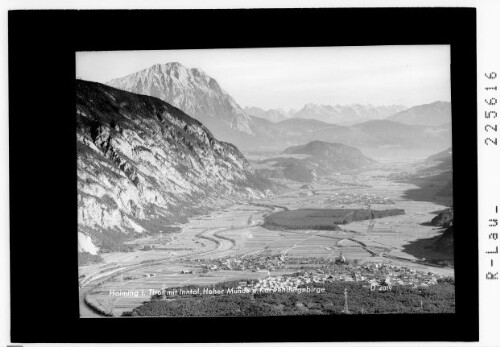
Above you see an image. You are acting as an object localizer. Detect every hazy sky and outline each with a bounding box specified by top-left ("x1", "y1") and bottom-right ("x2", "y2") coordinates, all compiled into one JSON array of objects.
[{"x1": 76, "y1": 46, "x2": 450, "y2": 110}]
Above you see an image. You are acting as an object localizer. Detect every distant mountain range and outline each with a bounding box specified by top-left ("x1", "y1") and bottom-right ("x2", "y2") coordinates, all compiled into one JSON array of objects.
[
  {"x1": 77, "y1": 80, "x2": 276, "y2": 254},
  {"x1": 106, "y1": 62, "x2": 451, "y2": 156},
  {"x1": 248, "y1": 102, "x2": 451, "y2": 128},
  {"x1": 246, "y1": 104, "x2": 408, "y2": 125},
  {"x1": 291, "y1": 103, "x2": 408, "y2": 125},
  {"x1": 260, "y1": 118, "x2": 451, "y2": 157}
]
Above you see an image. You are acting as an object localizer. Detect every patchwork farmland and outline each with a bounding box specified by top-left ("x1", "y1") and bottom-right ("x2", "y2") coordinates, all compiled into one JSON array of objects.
[{"x1": 79, "y1": 159, "x2": 454, "y2": 317}]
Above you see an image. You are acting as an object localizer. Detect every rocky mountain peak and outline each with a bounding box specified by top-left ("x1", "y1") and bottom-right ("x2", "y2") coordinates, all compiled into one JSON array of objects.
[
  {"x1": 106, "y1": 62, "x2": 254, "y2": 144},
  {"x1": 77, "y1": 80, "x2": 274, "y2": 253}
]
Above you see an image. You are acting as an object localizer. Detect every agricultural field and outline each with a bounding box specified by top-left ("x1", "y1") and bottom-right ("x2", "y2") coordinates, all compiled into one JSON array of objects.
[{"x1": 79, "y1": 158, "x2": 454, "y2": 317}]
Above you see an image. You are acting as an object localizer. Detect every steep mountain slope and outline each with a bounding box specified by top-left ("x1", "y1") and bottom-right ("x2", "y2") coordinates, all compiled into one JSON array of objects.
[
  {"x1": 400, "y1": 146, "x2": 454, "y2": 206},
  {"x1": 434, "y1": 226, "x2": 454, "y2": 254},
  {"x1": 429, "y1": 208, "x2": 454, "y2": 228},
  {"x1": 77, "y1": 80, "x2": 274, "y2": 253},
  {"x1": 292, "y1": 103, "x2": 407, "y2": 124},
  {"x1": 386, "y1": 101, "x2": 451, "y2": 126},
  {"x1": 429, "y1": 209, "x2": 454, "y2": 254},
  {"x1": 256, "y1": 141, "x2": 375, "y2": 182},
  {"x1": 106, "y1": 62, "x2": 254, "y2": 144}
]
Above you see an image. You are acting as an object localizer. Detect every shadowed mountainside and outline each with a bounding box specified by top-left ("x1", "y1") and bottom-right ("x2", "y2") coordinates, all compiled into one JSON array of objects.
[
  {"x1": 429, "y1": 209, "x2": 454, "y2": 255},
  {"x1": 402, "y1": 208, "x2": 454, "y2": 263},
  {"x1": 77, "y1": 80, "x2": 277, "y2": 253},
  {"x1": 429, "y1": 208, "x2": 453, "y2": 228},
  {"x1": 401, "y1": 147, "x2": 453, "y2": 206}
]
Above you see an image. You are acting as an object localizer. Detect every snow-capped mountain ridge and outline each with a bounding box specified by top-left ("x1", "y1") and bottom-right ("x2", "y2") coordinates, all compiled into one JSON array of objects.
[{"x1": 245, "y1": 103, "x2": 407, "y2": 124}]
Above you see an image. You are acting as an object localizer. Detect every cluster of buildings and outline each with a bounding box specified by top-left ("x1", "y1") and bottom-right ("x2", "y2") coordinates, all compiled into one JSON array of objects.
[
  {"x1": 325, "y1": 177, "x2": 370, "y2": 188},
  {"x1": 324, "y1": 192, "x2": 394, "y2": 206},
  {"x1": 307, "y1": 262, "x2": 442, "y2": 288},
  {"x1": 183, "y1": 253, "x2": 286, "y2": 273},
  {"x1": 358, "y1": 263, "x2": 441, "y2": 288},
  {"x1": 247, "y1": 273, "x2": 326, "y2": 292},
  {"x1": 180, "y1": 253, "x2": 445, "y2": 290},
  {"x1": 232, "y1": 263, "x2": 443, "y2": 293}
]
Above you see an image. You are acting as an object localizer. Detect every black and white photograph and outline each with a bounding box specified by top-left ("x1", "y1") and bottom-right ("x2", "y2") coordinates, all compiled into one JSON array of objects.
[
  {"x1": 6, "y1": 5, "x2": 488, "y2": 344},
  {"x1": 76, "y1": 46, "x2": 456, "y2": 318}
]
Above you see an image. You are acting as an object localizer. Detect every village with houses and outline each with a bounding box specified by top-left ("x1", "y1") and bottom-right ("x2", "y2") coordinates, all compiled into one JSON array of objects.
[
  {"x1": 174, "y1": 251, "x2": 446, "y2": 296},
  {"x1": 323, "y1": 192, "x2": 395, "y2": 206}
]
